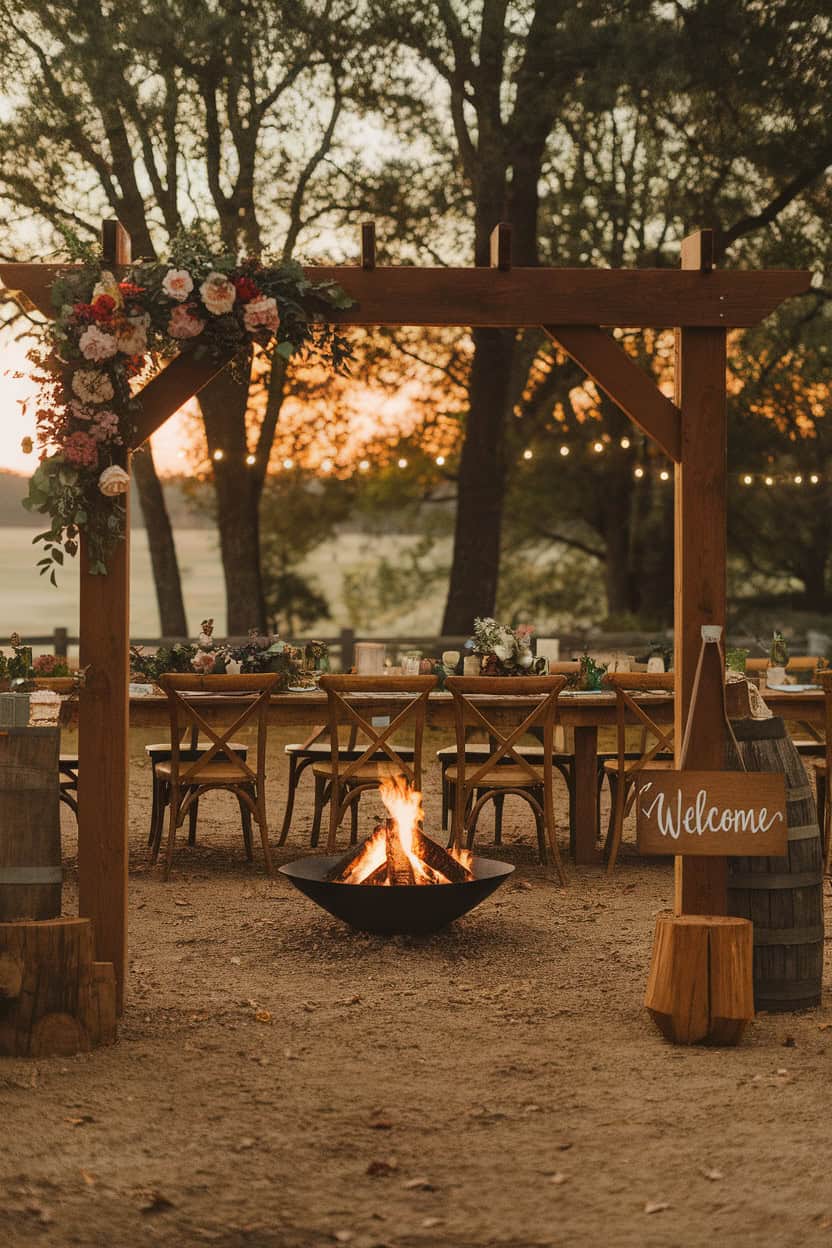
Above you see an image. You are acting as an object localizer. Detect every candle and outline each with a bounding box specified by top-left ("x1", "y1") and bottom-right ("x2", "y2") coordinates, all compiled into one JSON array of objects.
[{"x1": 536, "y1": 638, "x2": 560, "y2": 665}]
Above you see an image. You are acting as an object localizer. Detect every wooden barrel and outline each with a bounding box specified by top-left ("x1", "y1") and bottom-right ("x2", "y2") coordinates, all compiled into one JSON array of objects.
[
  {"x1": 0, "y1": 727, "x2": 62, "y2": 920},
  {"x1": 726, "y1": 717, "x2": 823, "y2": 1012}
]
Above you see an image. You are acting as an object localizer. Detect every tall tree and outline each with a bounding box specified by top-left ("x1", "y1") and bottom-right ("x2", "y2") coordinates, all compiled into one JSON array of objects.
[{"x1": 0, "y1": 0, "x2": 360, "y2": 631}]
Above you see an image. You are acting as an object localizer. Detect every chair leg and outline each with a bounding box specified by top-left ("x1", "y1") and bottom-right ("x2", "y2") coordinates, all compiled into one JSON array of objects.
[
  {"x1": 310, "y1": 775, "x2": 327, "y2": 847},
  {"x1": 533, "y1": 790, "x2": 547, "y2": 865},
  {"x1": 349, "y1": 789, "x2": 359, "y2": 845},
  {"x1": 493, "y1": 792, "x2": 504, "y2": 844},
  {"x1": 149, "y1": 779, "x2": 168, "y2": 863},
  {"x1": 255, "y1": 790, "x2": 274, "y2": 877},
  {"x1": 147, "y1": 767, "x2": 160, "y2": 846},
  {"x1": 278, "y1": 754, "x2": 300, "y2": 846},
  {"x1": 606, "y1": 772, "x2": 631, "y2": 874},
  {"x1": 818, "y1": 771, "x2": 830, "y2": 873},
  {"x1": 188, "y1": 795, "x2": 199, "y2": 846},
  {"x1": 441, "y1": 763, "x2": 450, "y2": 831},
  {"x1": 238, "y1": 791, "x2": 254, "y2": 861},
  {"x1": 163, "y1": 785, "x2": 180, "y2": 880}
]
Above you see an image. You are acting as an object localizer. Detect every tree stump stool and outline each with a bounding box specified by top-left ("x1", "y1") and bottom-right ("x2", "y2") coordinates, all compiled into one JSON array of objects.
[
  {"x1": 0, "y1": 918, "x2": 117, "y2": 1056},
  {"x1": 645, "y1": 913, "x2": 754, "y2": 1046}
]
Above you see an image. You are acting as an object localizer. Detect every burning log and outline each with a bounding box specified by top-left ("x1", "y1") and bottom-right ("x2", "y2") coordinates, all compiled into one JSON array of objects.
[{"x1": 326, "y1": 779, "x2": 475, "y2": 886}]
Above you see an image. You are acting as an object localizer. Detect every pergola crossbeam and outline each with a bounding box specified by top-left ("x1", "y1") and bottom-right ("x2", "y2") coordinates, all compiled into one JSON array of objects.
[
  {"x1": 544, "y1": 325, "x2": 682, "y2": 462},
  {"x1": 129, "y1": 351, "x2": 237, "y2": 449}
]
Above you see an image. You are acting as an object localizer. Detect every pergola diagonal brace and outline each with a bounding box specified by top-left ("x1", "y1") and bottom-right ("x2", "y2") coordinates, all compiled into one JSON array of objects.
[
  {"x1": 129, "y1": 351, "x2": 237, "y2": 449},
  {"x1": 543, "y1": 325, "x2": 682, "y2": 462}
]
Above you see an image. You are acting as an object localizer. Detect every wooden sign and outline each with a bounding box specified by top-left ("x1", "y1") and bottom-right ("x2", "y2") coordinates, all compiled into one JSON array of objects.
[{"x1": 636, "y1": 771, "x2": 787, "y2": 857}]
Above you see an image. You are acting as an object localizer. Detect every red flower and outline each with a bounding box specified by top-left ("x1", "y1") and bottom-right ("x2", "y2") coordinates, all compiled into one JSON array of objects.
[
  {"x1": 233, "y1": 276, "x2": 260, "y2": 304},
  {"x1": 73, "y1": 302, "x2": 96, "y2": 323},
  {"x1": 118, "y1": 281, "x2": 145, "y2": 298},
  {"x1": 91, "y1": 294, "x2": 116, "y2": 321}
]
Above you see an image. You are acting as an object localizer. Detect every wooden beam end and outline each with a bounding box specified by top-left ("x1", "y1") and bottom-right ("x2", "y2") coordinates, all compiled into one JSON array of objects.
[
  {"x1": 101, "y1": 220, "x2": 132, "y2": 267},
  {"x1": 361, "y1": 222, "x2": 376, "y2": 271},
  {"x1": 680, "y1": 229, "x2": 714, "y2": 273},
  {"x1": 490, "y1": 222, "x2": 512, "y2": 271}
]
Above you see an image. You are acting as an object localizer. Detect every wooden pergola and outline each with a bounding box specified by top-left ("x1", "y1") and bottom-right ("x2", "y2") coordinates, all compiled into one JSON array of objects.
[{"x1": 0, "y1": 221, "x2": 811, "y2": 1009}]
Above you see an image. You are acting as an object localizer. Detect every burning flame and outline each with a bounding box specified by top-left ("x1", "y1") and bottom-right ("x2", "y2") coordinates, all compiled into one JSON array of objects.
[{"x1": 333, "y1": 776, "x2": 474, "y2": 886}]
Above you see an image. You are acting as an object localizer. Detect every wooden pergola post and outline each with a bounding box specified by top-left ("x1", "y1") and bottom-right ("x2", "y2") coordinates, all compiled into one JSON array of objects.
[
  {"x1": 76, "y1": 222, "x2": 132, "y2": 1010},
  {"x1": 673, "y1": 229, "x2": 728, "y2": 915}
]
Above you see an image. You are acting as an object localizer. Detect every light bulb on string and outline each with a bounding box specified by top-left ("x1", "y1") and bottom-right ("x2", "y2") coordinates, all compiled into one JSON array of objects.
[
  {"x1": 398, "y1": 457, "x2": 408, "y2": 469},
  {"x1": 522, "y1": 448, "x2": 533, "y2": 460},
  {"x1": 593, "y1": 440, "x2": 604, "y2": 454},
  {"x1": 634, "y1": 467, "x2": 645, "y2": 479},
  {"x1": 359, "y1": 459, "x2": 370, "y2": 472},
  {"x1": 283, "y1": 457, "x2": 294, "y2": 470},
  {"x1": 659, "y1": 469, "x2": 670, "y2": 482},
  {"x1": 793, "y1": 474, "x2": 803, "y2": 485},
  {"x1": 321, "y1": 459, "x2": 333, "y2": 473},
  {"x1": 810, "y1": 474, "x2": 820, "y2": 484},
  {"x1": 741, "y1": 474, "x2": 753, "y2": 485},
  {"x1": 212, "y1": 449, "x2": 224, "y2": 461},
  {"x1": 559, "y1": 445, "x2": 570, "y2": 457},
  {"x1": 764, "y1": 476, "x2": 774, "y2": 486},
  {"x1": 435, "y1": 455, "x2": 445, "y2": 466},
  {"x1": 245, "y1": 453, "x2": 256, "y2": 466},
  {"x1": 620, "y1": 436, "x2": 631, "y2": 449}
]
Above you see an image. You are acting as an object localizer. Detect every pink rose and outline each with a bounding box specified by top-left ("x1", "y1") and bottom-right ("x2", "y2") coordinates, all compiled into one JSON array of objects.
[
  {"x1": 199, "y1": 271, "x2": 236, "y2": 316},
  {"x1": 243, "y1": 295, "x2": 280, "y2": 336},
  {"x1": 62, "y1": 430, "x2": 99, "y2": 468},
  {"x1": 192, "y1": 650, "x2": 215, "y2": 673},
  {"x1": 168, "y1": 305, "x2": 206, "y2": 339},
  {"x1": 161, "y1": 269, "x2": 194, "y2": 302},
  {"x1": 79, "y1": 324, "x2": 118, "y2": 362}
]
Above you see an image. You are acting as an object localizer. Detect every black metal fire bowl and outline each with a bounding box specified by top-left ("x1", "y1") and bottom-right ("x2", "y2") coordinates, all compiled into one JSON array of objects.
[{"x1": 279, "y1": 854, "x2": 515, "y2": 935}]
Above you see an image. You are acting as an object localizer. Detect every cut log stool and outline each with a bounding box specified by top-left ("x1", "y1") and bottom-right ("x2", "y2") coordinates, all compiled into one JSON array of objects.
[
  {"x1": 0, "y1": 917, "x2": 117, "y2": 1056},
  {"x1": 645, "y1": 913, "x2": 754, "y2": 1046}
]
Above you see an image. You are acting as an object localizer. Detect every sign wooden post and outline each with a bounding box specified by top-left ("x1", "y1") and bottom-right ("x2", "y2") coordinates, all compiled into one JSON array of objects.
[{"x1": 644, "y1": 626, "x2": 787, "y2": 1045}]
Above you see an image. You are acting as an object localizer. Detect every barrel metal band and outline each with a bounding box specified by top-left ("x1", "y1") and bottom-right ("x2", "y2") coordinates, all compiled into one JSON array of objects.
[
  {"x1": 785, "y1": 822, "x2": 821, "y2": 842},
  {"x1": 728, "y1": 871, "x2": 820, "y2": 889},
  {"x1": 0, "y1": 867, "x2": 62, "y2": 884}
]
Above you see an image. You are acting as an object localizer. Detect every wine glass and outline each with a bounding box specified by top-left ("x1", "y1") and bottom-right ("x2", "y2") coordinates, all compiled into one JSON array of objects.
[{"x1": 442, "y1": 649, "x2": 461, "y2": 675}]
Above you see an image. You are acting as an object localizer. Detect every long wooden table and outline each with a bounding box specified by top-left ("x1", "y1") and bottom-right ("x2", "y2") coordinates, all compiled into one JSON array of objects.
[{"x1": 123, "y1": 688, "x2": 825, "y2": 866}]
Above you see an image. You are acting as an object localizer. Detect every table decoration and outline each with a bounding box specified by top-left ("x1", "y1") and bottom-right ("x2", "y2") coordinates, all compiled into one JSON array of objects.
[{"x1": 465, "y1": 617, "x2": 545, "y2": 675}]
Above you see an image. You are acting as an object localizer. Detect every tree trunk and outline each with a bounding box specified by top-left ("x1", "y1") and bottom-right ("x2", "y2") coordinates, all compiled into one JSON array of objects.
[
  {"x1": 198, "y1": 359, "x2": 266, "y2": 634},
  {"x1": 131, "y1": 447, "x2": 188, "y2": 636},
  {"x1": 441, "y1": 327, "x2": 515, "y2": 633}
]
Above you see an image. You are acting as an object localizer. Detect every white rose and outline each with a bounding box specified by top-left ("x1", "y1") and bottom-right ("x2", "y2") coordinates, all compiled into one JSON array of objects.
[
  {"x1": 79, "y1": 324, "x2": 118, "y2": 362},
  {"x1": 98, "y1": 464, "x2": 130, "y2": 496},
  {"x1": 116, "y1": 314, "x2": 148, "y2": 355},
  {"x1": 493, "y1": 644, "x2": 510, "y2": 661},
  {"x1": 199, "y1": 271, "x2": 236, "y2": 316},
  {"x1": 517, "y1": 649, "x2": 534, "y2": 668},
  {"x1": 72, "y1": 369, "x2": 115, "y2": 405},
  {"x1": 162, "y1": 269, "x2": 194, "y2": 302}
]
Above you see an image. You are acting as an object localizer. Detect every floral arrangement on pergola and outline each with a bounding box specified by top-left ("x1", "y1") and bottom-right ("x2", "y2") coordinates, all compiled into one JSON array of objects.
[
  {"x1": 0, "y1": 219, "x2": 811, "y2": 1013},
  {"x1": 23, "y1": 235, "x2": 352, "y2": 579}
]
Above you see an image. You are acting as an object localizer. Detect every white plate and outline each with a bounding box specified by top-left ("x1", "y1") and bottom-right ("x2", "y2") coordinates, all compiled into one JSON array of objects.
[
  {"x1": 765, "y1": 683, "x2": 820, "y2": 693},
  {"x1": 287, "y1": 685, "x2": 319, "y2": 693}
]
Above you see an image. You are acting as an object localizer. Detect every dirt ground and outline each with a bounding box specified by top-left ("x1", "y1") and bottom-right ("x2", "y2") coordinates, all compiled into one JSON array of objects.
[{"x1": 2, "y1": 722, "x2": 832, "y2": 1248}]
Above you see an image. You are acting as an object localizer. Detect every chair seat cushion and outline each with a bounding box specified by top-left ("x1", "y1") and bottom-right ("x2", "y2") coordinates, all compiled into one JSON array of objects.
[
  {"x1": 155, "y1": 760, "x2": 253, "y2": 784},
  {"x1": 444, "y1": 763, "x2": 544, "y2": 787},
  {"x1": 146, "y1": 741, "x2": 247, "y2": 759},
  {"x1": 311, "y1": 759, "x2": 407, "y2": 782},
  {"x1": 794, "y1": 740, "x2": 825, "y2": 755},
  {"x1": 288, "y1": 742, "x2": 415, "y2": 759}
]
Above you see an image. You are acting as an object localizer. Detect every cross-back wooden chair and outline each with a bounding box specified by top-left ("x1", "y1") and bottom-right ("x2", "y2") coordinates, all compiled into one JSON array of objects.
[
  {"x1": 316, "y1": 674, "x2": 437, "y2": 852},
  {"x1": 602, "y1": 671, "x2": 675, "y2": 873},
  {"x1": 444, "y1": 675, "x2": 568, "y2": 884},
  {"x1": 153, "y1": 673, "x2": 279, "y2": 879}
]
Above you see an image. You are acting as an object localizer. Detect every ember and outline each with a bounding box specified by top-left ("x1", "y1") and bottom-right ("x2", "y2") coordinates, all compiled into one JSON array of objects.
[{"x1": 328, "y1": 777, "x2": 474, "y2": 886}]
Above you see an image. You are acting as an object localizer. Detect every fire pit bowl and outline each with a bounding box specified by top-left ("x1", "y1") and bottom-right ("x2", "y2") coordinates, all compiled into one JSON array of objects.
[{"x1": 279, "y1": 854, "x2": 515, "y2": 935}]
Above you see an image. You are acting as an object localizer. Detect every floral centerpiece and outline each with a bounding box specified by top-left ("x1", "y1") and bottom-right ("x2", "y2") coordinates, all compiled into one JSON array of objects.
[
  {"x1": 23, "y1": 232, "x2": 353, "y2": 581},
  {"x1": 130, "y1": 620, "x2": 303, "y2": 691},
  {"x1": 466, "y1": 617, "x2": 544, "y2": 676}
]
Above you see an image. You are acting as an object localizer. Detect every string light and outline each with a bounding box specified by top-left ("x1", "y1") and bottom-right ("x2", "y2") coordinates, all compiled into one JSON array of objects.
[
  {"x1": 634, "y1": 467, "x2": 645, "y2": 480},
  {"x1": 811, "y1": 473, "x2": 820, "y2": 484},
  {"x1": 559, "y1": 445, "x2": 570, "y2": 457},
  {"x1": 620, "y1": 436, "x2": 631, "y2": 449},
  {"x1": 765, "y1": 476, "x2": 774, "y2": 486},
  {"x1": 245, "y1": 453, "x2": 256, "y2": 466},
  {"x1": 321, "y1": 458, "x2": 333, "y2": 473},
  {"x1": 593, "y1": 440, "x2": 604, "y2": 454},
  {"x1": 435, "y1": 455, "x2": 445, "y2": 466},
  {"x1": 659, "y1": 469, "x2": 670, "y2": 482},
  {"x1": 212, "y1": 449, "x2": 223, "y2": 461},
  {"x1": 397, "y1": 457, "x2": 408, "y2": 468},
  {"x1": 283, "y1": 457, "x2": 294, "y2": 470},
  {"x1": 793, "y1": 474, "x2": 803, "y2": 485},
  {"x1": 359, "y1": 459, "x2": 370, "y2": 472},
  {"x1": 522, "y1": 448, "x2": 533, "y2": 460}
]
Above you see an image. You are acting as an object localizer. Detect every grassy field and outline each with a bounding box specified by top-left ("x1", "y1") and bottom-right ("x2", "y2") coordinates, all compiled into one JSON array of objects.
[{"x1": 0, "y1": 526, "x2": 449, "y2": 641}]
